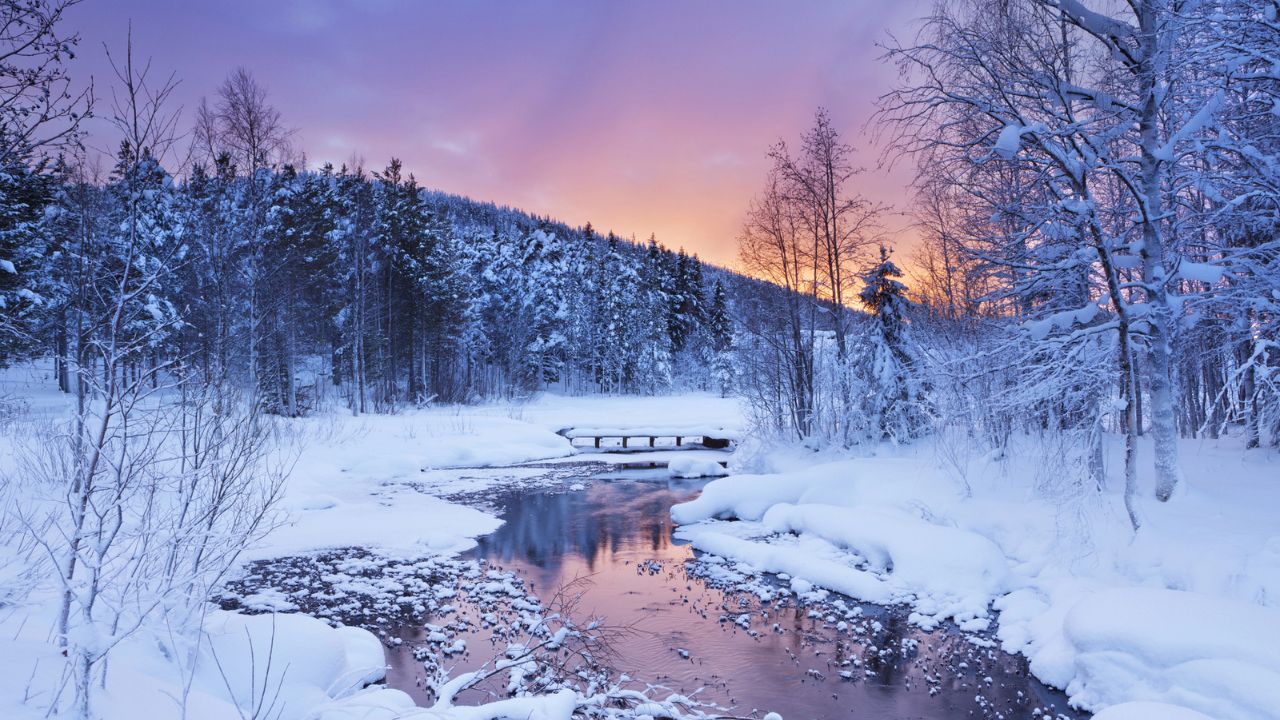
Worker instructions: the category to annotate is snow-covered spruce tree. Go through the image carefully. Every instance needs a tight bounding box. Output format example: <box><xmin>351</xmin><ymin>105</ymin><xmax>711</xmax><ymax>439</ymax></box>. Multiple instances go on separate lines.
<box><xmin>0</xmin><ymin>0</ymin><xmax>90</xmax><ymax>364</ymax></box>
<box><xmin>636</xmin><ymin>236</ymin><xmax>674</xmax><ymax>391</ymax></box>
<box><xmin>0</xmin><ymin>158</ymin><xmax>58</xmax><ymax>362</ymax></box>
<box><xmin>705</xmin><ymin>279</ymin><xmax>736</xmax><ymax>397</ymax></box>
<box><xmin>173</xmin><ymin>156</ymin><xmax>242</xmax><ymax>398</ymax></box>
<box><xmin>521</xmin><ymin>227</ymin><xmax>573</xmax><ymax>390</ymax></box>
<box><xmin>593</xmin><ymin>233</ymin><xmax>637</xmax><ymax>392</ymax></box>
<box><xmin>257</xmin><ymin>165</ymin><xmax>337</xmax><ymax>415</ymax></box>
<box><xmin>330</xmin><ymin>163</ymin><xmax>376</xmax><ymax>413</ymax></box>
<box><xmin>856</xmin><ymin>246</ymin><xmax>929</xmax><ymax>443</ymax></box>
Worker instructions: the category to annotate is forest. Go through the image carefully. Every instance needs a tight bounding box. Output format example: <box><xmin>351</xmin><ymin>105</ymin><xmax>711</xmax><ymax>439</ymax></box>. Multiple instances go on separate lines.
<box><xmin>2</xmin><ymin>93</ymin><xmax>736</xmax><ymax>412</ymax></box>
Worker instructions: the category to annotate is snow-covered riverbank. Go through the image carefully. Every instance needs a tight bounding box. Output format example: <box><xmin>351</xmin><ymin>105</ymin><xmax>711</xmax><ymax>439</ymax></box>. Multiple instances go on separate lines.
<box><xmin>672</xmin><ymin>437</ymin><xmax>1280</xmax><ymax>720</ymax></box>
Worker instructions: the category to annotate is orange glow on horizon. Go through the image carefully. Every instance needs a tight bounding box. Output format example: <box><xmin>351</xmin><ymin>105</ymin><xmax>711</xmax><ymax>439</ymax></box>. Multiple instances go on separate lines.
<box><xmin>67</xmin><ymin>0</ymin><xmax>925</xmax><ymax>274</ymax></box>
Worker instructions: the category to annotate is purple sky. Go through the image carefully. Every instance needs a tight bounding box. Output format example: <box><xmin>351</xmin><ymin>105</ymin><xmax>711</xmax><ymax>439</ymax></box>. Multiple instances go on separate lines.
<box><xmin>68</xmin><ymin>0</ymin><xmax>923</xmax><ymax>267</ymax></box>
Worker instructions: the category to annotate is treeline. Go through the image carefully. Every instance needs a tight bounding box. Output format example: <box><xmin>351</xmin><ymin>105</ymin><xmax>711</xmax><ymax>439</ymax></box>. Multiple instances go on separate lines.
<box><xmin>0</xmin><ymin>54</ymin><xmax>738</xmax><ymax>416</ymax></box>
<box><xmin>2</xmin><ymin>153</ymin><xmax>737</xmax><ymax>412</ymax></box>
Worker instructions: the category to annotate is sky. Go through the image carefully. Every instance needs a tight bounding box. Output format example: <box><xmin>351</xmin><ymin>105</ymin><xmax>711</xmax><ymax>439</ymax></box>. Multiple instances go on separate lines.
<box><xmin>66</xmin><ymin>0</ymin><xmax>924</xmax><ymax>268</ymax></box>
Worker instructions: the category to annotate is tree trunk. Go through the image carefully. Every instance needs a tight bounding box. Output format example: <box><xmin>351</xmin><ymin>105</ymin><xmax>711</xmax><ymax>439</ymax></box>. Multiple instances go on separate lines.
<box><xmin>1137</xmin><ymin>0</ymin><xmax>1181</xmax><ymax>502</ymax></box>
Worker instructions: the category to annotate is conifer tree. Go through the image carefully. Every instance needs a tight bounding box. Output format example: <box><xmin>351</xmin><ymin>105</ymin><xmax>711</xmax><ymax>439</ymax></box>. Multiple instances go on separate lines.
<box><xmin>706</xmin><ymin>279</ymin><xmax>735</xmax><ymax>396</ymax></box>
<box><xmin>857</xmin><ymin>246</ymin><xmax>927</xmax><ymax>443</ymax></box>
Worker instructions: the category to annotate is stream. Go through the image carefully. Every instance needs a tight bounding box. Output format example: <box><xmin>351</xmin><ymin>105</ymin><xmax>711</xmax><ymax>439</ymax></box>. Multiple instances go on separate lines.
<box><xmin>379</xmin><ymin>468</ymin><xmax>1084</xmax><ymax>719</ymax></box>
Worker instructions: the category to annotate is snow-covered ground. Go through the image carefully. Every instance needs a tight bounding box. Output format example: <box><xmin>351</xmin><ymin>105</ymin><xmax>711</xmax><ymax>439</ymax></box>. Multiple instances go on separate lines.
<box><xmin>262</xmin><ymin>391</ymin><xmax>741</xmax><ymax>559</ymax></box>
<box><xmin>672</xmin><ymin>435</ymin><xmax>1280</xmax><ymax>720</ymax></box>
<box><xmin>8</xmin><ymin>357</ymin><xmax>1280</xmax><ymax>719</ymax></box>
<box><xmin>0</xmin><ymin>361</ymin><xmax>748</xmax><ymax>720</ymax></box>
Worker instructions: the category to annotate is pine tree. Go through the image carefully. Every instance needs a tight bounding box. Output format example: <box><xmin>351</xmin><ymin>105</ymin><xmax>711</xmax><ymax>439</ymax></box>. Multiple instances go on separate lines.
<box><xmin>0</xmin><ymin>158</ymin><xmax>57</xmax><ymax>362</ymax></box>
<box><xmin>857</xmin><ymin>246</ymin><xmax>927</xmax><ymax>443</ymax></box>
<box><xmin>258</xmin><ymin>165</ymin><xmax>337</xmax><ymax>415</ymax></box>
<box><xmin>705</xmin><ymin>279</ymin><xmax>735</xmax><ymax>397</ymax></box>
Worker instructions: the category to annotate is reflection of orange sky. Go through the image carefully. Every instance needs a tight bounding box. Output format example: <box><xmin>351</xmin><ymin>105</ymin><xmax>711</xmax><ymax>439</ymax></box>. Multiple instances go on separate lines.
<box><xmin>69</xmin><ymin>0</ymin><xmax>924</xmax><ymax>270</ymax></box>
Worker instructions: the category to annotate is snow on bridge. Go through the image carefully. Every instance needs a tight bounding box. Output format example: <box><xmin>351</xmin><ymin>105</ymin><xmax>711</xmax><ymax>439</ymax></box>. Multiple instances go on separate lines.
<box><xmin>555</xmin><ymin>425</ymin><xmax>742</xmax><ymax>451</ymax></box>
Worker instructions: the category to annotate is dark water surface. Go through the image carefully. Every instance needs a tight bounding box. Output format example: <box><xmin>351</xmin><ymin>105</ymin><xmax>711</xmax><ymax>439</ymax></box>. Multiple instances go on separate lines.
<box><xmin>385</xmin><ymin>471</ymin><xmax>1083</xmax><ymax>719</ymax></box>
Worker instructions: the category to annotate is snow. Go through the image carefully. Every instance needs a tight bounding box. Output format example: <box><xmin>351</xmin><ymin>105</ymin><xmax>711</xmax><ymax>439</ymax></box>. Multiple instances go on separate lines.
<box><xmin>10</xmin><ymin>357</ymin><xmax>1280</xmax><ymax>719</ymax></box>
<box><xmin>560</xmin><ymin>425</ymin><xmax>742</xmax><ymax>438</ymax></box>
<box><xmin>671</xmin><ymin>434</ymin><xmax>1280</xmax><ymax>719</ymax></box>
<box><xmin>1061</xmin><ymin>588</ymin><xmax>1280</xmax><ymax>719</ymax></box>
<box><xmin>0</xmin><ymin>365</ymin><xmax>750</xmax><ymax>720</ymax></box>
<box><xmin>667</xmin><ymin>455</ymin><xmax>729</xmax><ymax>478</ymax></box>
<box><xmin>1176</xmin><ymin>260</ymin><xmax>1226</xmax><ymax>284</ymax></box>
<box><xmin>674</xmin><ymin>467</ymin><xmax>1010</xmax><ymax>626</ymax></box>
<box><xmin>994</xmin><ymin>123</ymin><xmax>1025</xmax><ymax>159</ymax></box>
<box><xmin>1023</xmin><ymin>303</ymin><xmax>1102</xmax><ymax>340</ymax></box>
<box><xmin>201</xmin><ymin>612</ymin><xmax>390</xmax><ymax>716</ymax></box>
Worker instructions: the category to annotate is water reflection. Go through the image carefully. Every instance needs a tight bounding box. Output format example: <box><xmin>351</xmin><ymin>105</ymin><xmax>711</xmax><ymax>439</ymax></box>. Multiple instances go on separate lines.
<box><xmin>472</xmin><ymin>476</ymin><xmax>703</xmax><ymax>572</ymax></box>
<box><xmin>388</xmin><ymin>474</ymin><xmax>1085</xmax><ymax>719</ymax></box>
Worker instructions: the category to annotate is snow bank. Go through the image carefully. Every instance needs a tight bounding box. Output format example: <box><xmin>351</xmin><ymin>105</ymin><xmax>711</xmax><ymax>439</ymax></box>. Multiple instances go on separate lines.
<box><xmin>670</xmin><ymin>459</ymin><xmax>959</xmax><ymax>525</ymax></box>
<box><xmin>304</xmin><ymin>412</ymin><xmax>574</xmax><ymax>477</ymax></box>
<box><xmin>201</xmin><ymin>612</ymin><xmax>391</xmax><ymax>717</ymax></box>
<box><xmin>264</xmin><ymin>490</ymin><xmax>501</xmax><ymax>559</ymax></box>
<box><xmin>1060</xmin><ymin>588</ymin><xmax>1280</xmax><ymax>719</ymax></box>
<box><xmin>675</xmin><ymin>482</ymin><xmax>1009</xmax><ymax>625</ymax></box>
<box><xmin>668</xmin><ymin>455</ymin><xmax>729</xmax><ymax>479</ymax></box>
<box><xmin>260</xmin><ymin>409</ymin><xmax>572</xmax><ymax>558</ymax></box>
<box><xmin>671</xmin><ymin>434</ymin><xmax>1280</xmax><ymax>718</ymax></box>
<box><xmin>307</xmin><ymin>687</ymin><xmax>417</xmax><ymax>720</ymax></box>
<box><xmin>670</xmin><ymin>470</ymin><xmax>819</xmax><ymax>524</ymax></box>
<box><xmin>761</xmin><ymin>504</ymin><xmax>1010</xmax><ymax>624</ymax></box>
<box><xmin>678</xmin><ymin>522</ymin><xmax>893</xmax><ymax>604</ymax></box>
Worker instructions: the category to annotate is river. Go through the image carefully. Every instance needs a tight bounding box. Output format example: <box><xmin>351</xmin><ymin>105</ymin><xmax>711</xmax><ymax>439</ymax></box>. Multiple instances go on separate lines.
<box><xmin>381</xmin><ymin>468</ymin><xmax>1084</xmax><ymax>719</ymax></box>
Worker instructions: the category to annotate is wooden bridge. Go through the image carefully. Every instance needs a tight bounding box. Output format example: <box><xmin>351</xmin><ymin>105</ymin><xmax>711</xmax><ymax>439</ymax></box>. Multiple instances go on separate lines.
<box><xmin>555</xmin><ymin>426</ymin><xmax>740</xmax><ymax>452</ymax></box>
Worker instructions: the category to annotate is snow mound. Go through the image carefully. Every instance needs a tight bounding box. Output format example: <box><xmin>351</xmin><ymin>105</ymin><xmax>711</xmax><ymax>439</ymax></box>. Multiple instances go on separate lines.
<box><xmin>1061</xmin><ymin>588</ymin><xmax>1280</xmax><ymax>720</ymax></box>
<box><xmin>670</xmin><ymin>471</ymin><xmax>815</xmax><ymax>524</ymax></box>
<box><xmin>677</xmin><ymin>502</ymin><xmax>1010</xmax><ymax>625</ymax></box>
<box><xmin>762</xmin><ymin>504</ymin><xmax>1010</xmax><ymax>624</ymax></box>
<box><xmin>668</xmin><ymin>456</ymin><xmax>728</xmax><ymax>479</ymax></box>
<box><xmin>202</xmin><ymin>612</ymin><xmax>390</xmax><ymax>718</ymax></box>
<box><xmin>308</xmin><ymin>687</ymin><xmax>416</xmax><ymax>720</ymax></box>
<box><xmin>670</xmin><ymin>459</ymin><xmax>959</xmax><ymax>526</ymax></box>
